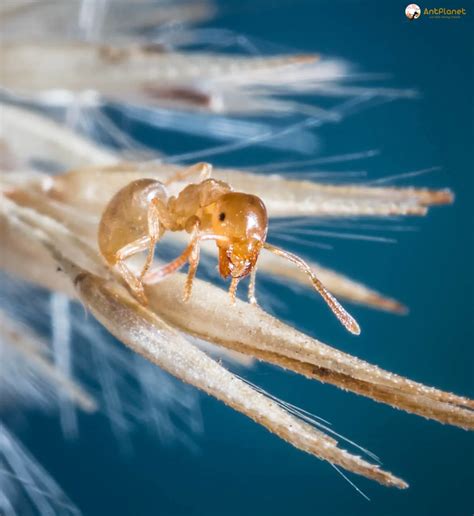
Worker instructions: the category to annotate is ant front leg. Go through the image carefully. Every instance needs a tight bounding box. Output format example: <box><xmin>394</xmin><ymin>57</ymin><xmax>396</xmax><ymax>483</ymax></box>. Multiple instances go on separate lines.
<box><xmin>229</xmin><ymin>277</ymin><xmax>241</xmax><ymax>305</ymax></box>
<box><xmin>184</xmin><ymin>232</ymin><xmax>200</xmax><ymax>301</ymax></box>
<box><xmin>248</xmin><ymin>267</ymin><xmax>258</xmax><ymax>305</ymax></box>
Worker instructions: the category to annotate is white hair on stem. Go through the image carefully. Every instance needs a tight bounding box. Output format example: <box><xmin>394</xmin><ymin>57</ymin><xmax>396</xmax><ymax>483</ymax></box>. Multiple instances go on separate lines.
<box><xmin>0</xmin><ymin>0</ymin><xmax>216</xmax><ymax>43</ymax></box>
<box><xmin>50</xmin><ymin>293</ymin><xmax>78</xmax><ymax>439</ymax></box>
<box><xmin>0</xmin><ymin>295</ymin><xmax>96</xmax><ymax>414</ymax></box>
<box><xmin>0</xmin><ymin>270</ymin><xmax>203</xmax><ymax>451</ymax></box>
<box><xmin>0</xmin><ymin>423</ymin><xmax>81</xmax><ymax>515</ymax></box>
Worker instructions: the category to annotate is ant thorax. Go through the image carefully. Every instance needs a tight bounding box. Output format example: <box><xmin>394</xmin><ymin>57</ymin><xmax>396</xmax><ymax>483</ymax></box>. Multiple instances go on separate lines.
<box><xmin>167</xmin><ymin>178</ymin><xmax>232</xmax><ymax>232</ymax></box>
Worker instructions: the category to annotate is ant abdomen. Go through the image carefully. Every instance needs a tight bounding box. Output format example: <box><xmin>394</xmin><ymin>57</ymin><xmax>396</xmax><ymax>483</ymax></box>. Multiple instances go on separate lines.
<box><xmin>98</xmin><ymin>179</ymin><xmax>167</xmax><ymax>264</ymax></box>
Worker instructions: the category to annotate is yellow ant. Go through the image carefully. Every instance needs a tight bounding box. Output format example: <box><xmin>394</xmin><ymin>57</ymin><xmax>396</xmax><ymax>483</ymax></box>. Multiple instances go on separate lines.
<box><xmin>98</xmin><ymin>162</ymin><xmax>360</xmax><ymax>334</ymax></box>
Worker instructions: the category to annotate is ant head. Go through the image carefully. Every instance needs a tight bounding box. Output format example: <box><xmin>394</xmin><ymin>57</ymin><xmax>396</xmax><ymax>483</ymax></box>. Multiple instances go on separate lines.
<box><xmin>212</xmin><ymin>192</ymin><xmax>268</xmax><ymax>278</ymax></box>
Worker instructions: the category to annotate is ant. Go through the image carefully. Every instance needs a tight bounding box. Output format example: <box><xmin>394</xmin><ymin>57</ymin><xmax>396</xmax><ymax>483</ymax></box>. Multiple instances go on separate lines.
<box><xmin>98</xmin><ymin>162</ymin><xmax>360</xmax><ymax>334</ymax></box>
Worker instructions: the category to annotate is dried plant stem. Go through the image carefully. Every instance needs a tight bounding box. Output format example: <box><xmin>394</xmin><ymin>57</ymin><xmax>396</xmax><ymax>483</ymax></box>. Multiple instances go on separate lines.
<box><xmin>3</xmin><ymin>202</ymin><xmax>407</xmax><ymax>487</ymax></box>
<box><xmin>145</xmin><ymin>276</ymin><xmax>474</xmax><ymax>428</ymax></box>
<box><xmin>1</xmin><ymin>106</ymin><xmax>470</xmax><ymax>489</ymax></box>
<box><xmin>71</xmin><ymin>265</ymin><xmax>408</xmax><ymax>489</ymax></box>
<box><xmin>2</xmin><ymin>195</ymin><xmax>472</xmax><ymax>429</ymax></box>
<box><xmin>48</xmin><ymin>163</ymin><xmax>454</xmax><ymax>218</ymax></box>
<box><xmin>212</xmin><ymin>169</ymin><xmax>454</xmax><ymax>216</ymax></box>
<box><xmin>0</xmin><ymin>43</ymin><xmax>317</xmax><ymax>95</ymax></box>
<box><xmin>0</xmin><ymin>103</ymin><xmax>117</xmax><ymax>169</ymax></box>
<box><xmin>199</xmin><ymin>339</ymin><xmax>472</xmax><ymax>428</ymax></box>
<box><xmin>0</xmin><ymin>43</ymin><xmax>318</xmax><ymax>113</ymax></box>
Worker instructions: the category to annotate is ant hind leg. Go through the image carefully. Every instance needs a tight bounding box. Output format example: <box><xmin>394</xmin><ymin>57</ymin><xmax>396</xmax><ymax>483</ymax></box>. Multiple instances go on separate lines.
<box><xmin>115</xmin><ymin>260</ymin><xmax>148</xmax><ymax>304</ymax></box>
<box><xmin>138</xmin><ymin>200</ymin><xmax>163</xmax><ymax>280</ymax></box>
<box><xmin>164</xmin><ymin>162</ymin><xmax>213</xmax><ymax>186</ymax></box>
<box><xmin>114</xmin><ymin>235</ymin><xmax>150</xmax><ymax>304</ymax></box>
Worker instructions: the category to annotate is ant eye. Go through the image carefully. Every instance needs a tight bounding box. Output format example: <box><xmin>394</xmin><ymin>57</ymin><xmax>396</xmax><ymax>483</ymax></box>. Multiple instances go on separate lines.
<box><xmin>219</xmin><ymin>212</ymin><xmax>226</xmax><ymax>221</ymax></box>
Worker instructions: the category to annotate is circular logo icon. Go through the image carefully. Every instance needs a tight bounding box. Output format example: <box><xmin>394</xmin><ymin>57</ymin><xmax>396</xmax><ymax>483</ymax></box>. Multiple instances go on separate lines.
<box><xmin>405</xmin><ymin>4</ymin><xmax>421</xmax><ymax>19</ymax></box>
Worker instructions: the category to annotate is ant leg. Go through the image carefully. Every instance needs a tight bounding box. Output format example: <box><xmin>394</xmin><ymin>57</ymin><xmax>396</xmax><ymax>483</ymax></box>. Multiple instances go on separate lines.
<box><xmin>143</xmin><ymin>226</ymin><xmax>200</xmax><ymax>284</ymax></box>
<box><xmin>248</xmin><ymin>267</ymin><xmax>258</xmax><ymax>305</ymax></box>
<box><xmin>183</xmin><ymin>240</ymin><xmax>200</xmax><ymax>301</ymax></box>
<box><xmin>114</xmin><ymin>235</ymin><xmax>150</xmax><ymax>303</ymax></box>
<box><xmin>116</xmin><ymin>260</ymin><xmax>147</xmax><ymax>304</ymax></box>
<box><xmin>138</xmin><ymin>201</ymin><xmax>162</xmax><ymax>280</ymax></box>
<box><xmin>229</xmin><ymin>277</ymin><xmax>241</xmax><ymax>305</ymax></box>
<box><xmin>164</xmin><ymin>162</ymin><xmax>212</xmax><ymax>186</ymax></box>
<box><xmin>263</xmin><ymin>242</ymin><xmax>360</xmax><ymax>335</ymax></box>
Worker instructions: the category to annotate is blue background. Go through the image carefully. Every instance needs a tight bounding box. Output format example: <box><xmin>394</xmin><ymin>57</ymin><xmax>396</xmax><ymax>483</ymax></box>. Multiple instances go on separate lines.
<box><xmin>8</xmin><ymin>1</ymin><xmax>473</xmax><ymax>515</ymax></box>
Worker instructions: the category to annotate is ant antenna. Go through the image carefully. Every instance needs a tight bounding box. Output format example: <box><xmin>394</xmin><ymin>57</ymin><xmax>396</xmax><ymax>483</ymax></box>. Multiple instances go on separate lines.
<box><xmin>263</xmin><ymin>243</ymin><xmax>361</xmax><ymax>335</ymax></box>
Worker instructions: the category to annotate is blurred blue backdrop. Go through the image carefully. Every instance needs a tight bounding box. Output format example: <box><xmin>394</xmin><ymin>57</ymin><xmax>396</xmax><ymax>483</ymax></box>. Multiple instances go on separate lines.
<box><xmin>10</xmin><ymin>1</ymin><xmax>473</xmax><ymax>515</ymax></box>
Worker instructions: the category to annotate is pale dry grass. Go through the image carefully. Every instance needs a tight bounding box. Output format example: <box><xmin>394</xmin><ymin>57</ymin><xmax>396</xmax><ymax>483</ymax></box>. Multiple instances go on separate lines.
<box><xmin>0</xmin><ymin>41</ymin><xmax>410</xmax><ymax>117</ymax></box>
<box><xmin>1</xmin><ymin>105</ymin><xmax>472</xmax><ymax>490</ymax></box>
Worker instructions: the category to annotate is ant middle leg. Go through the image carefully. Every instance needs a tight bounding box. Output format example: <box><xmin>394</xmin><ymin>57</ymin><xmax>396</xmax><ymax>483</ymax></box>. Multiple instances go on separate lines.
<box><xmin>229</xmin><ymin>277</ymin><xmax>241</xmax><ymax>305</ymax></box>
<box><xmin>143</xmin><ymin>224</ymin><xmax>201</xmax><ymax>298</ymax></box>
